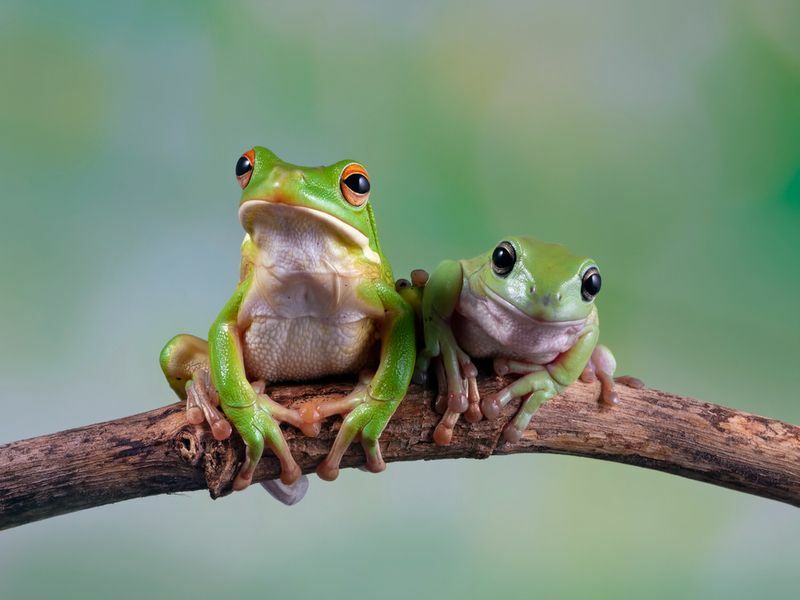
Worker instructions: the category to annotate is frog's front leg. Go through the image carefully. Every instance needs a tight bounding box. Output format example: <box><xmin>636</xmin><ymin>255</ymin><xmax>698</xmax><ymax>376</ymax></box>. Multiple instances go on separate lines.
<box><xmin>483</xmin><ymin>326</ymin><xmax>599</xmax><ymax>443</ymax></box>
<box><xmin>315</xmin><ymin>281</ymin><xmax>415</xmax><ymax>481</ymax></box>
<box><xmin>160</xmin><ymin>334</ymin><xmax>232</xmax><ymax>441</ymax></box>
<box><xmin>416</xmin><ymin>259</ymin><xmax>481</xmax><ymax>445</ymax></box>
<box><xmin>209</xmin><ymin>278</ymin><xmax>301</xmax><ymax>490</ymax></box>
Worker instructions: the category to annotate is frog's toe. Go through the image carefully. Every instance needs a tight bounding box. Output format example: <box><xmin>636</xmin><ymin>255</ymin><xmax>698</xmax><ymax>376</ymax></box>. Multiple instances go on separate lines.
<box><xmin>316</xmin><ymin>458</ymin><xmax>341</xmax><ymax>482</ymax></box>
<box><xmin>460</xmin><ymin>361</ymin><xmax>478</xmax><ymax>379</ymax></box>
<box><xmin>448</xmin><ymin>391</ymin><xmax>469</xmax><ymax>414</ymax></box>
<box><xmin>595</xmin><ymin>370</ymin><xmax>620</xmax><ymax>407</ymax></box>
<box><xmin>361</xmin><ymin>435</ymin><xmax>386</xmax><ymax>473</ymax></box>
<box><xmin>186</xmin><ymin>378</ymin><xmax>232</xmax><ymax>440</ymax></box>
<box><xmin>579</xmin><ymin>361</ymin><xmax>597</xmax><ymax>383</ymax></box>
<box><xmin>211</xmin><ymin>419</ymin><xmax>233</xmax><ymax>441</ymax></box>
<box><xmin>296</xmin><ymin>399</ymin><xmax>325</xmax><ymax>437</ymax></box>
<box><xmin>186</xmin><ymin>402</ymin><xmax>205</xmax><ymax>426</ymax></box>
<box><xmin>464</xmin><ymin>403</ymin><xmax>482</xmax><ymax>424</ymax></box>
<box><xmin>433</xmin><ymin>408</ymin><xmax>459</xmax><ymax>446</ymax></box>
<box><xmin>615</xmin><ymin>375</ymin><xmax>645</xmax><ymax>389</ymax></box>
<box><xmin>493</xmin><ymin>358</ymin><xmax>510</xmax><ymax>376</ymax></box>
<box><xmin>464</xmin><ymin>376</ymin><xmax>482</xmax><ymax>423</ymax></box>
<box><xmin>233</xmin><ymin>457</ymin><xmax>256</xmax><ymax>491</ymax></box>
<box><xmin>481</xmin><ymin>393</ymin><xmax>502</xmax><ymax>420</ymax></box>
<box><xmin>502</xmin><ymin>422</ymin><xmax>523</xmax><ymax>444</ymax></box>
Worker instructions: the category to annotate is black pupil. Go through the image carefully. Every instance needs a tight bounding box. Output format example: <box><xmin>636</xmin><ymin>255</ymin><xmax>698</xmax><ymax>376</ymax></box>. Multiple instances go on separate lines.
<box><xmin>583</xmin><ymin>272</ymin><xmax>601</xmax><ymax>296</ymax></box>
<box><xmin>492</xmin><ymin>244</ymin><xmax>515</xmax><ymax>273</ymax></box>
<box><xmin>344</xmin><ymin>173</ymin><xmax>370</xmax><ymax>195</ymax></box>
<box><xmin>236</xmin><ymin>155</ymin><xmax>252</xmax><ymax>177</ymax></box>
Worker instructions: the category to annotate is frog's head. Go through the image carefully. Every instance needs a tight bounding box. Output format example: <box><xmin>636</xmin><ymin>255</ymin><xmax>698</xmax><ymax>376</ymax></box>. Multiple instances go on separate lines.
<box><xmin>235</xmin><ymin>146</ymin><xmax>381</xmax><ymax>263</ymax></box>
<box><xmin>470</xmin><ymin>236</ymin><xmax>602</xmax><ymax>323</ymax></box>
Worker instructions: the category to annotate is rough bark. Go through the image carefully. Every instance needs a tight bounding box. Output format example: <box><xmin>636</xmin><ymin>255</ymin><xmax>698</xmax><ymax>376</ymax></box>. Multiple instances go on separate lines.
<box><xmin>1</xmin><ymin>376</ymin><xmax>799</xmax><ymax>531</ymax></box>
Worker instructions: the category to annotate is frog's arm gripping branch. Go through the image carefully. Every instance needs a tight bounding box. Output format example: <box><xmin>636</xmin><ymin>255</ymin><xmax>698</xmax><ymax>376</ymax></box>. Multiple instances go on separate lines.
<box><xmin>2</xmin><ymin>376</ymin><xmax>800</xmax><ymax>531</ymax></box>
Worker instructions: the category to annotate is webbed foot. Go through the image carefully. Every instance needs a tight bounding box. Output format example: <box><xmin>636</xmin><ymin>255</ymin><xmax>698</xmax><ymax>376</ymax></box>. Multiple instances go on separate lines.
<box><xmin>580</xmin><ymin>345</ymin><xmax>644</xmax><ymax>406</ymax></box>
<box><xmin>160</xmin><ymin>334</ymin><xmax>233</xmax><ymax>441</ymax></box>
<box><xmin>432</xmin><ymin>358</ymin><xmax>482</xmax><ymax>445</ymax></box>
<box><xmin>186</xmin><ymin>373</ymin><xmax>232</xmax><ymax>441</ymax></box>
<box><xmin>313</xmin><ymin>382</ymin><xmax>395</xmax><ymax>481</ymax></box>
<box><xmin>226</xmin><ymin>391</ymin><xmax>302</xmax><ymax>491</ymax></box>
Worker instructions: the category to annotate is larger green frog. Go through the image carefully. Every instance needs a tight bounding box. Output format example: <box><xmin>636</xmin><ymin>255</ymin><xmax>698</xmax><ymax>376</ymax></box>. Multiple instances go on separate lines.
<box><xmin>160</xmin><ymin>147</ymin><xmax>416</xmax><ymax>491</ymax></box>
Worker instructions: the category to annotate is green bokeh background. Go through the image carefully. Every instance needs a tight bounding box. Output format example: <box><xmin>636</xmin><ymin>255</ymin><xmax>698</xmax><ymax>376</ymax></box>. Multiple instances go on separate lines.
<box><xmin>1</xmin><ymin>1</ymin><xmax>799</xmax><ymax>598</ymax></box>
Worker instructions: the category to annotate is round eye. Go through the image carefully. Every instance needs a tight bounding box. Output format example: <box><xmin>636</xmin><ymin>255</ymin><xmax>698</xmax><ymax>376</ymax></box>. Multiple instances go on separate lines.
<box><xmin>491</xmin><ymin>241</ymin><xmax>516</xmax><ymax>276</ymax></box>
<box><xmin>236</xmin><ymin>149</ymin><xmax>255</xmax><ymax>189</ymax></box>
<box><xmin>340</xmin><ymin>163</ymin><xmax>370</xmax><ymax>206</ymax></box>
<box><xmin>581</xmin><ymin>267</ymin><xmax>602</xmax><ymax>301</ymax></box>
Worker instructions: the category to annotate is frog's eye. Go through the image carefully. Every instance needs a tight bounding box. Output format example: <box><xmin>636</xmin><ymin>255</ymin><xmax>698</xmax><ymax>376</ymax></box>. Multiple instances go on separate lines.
<box><xmin>236</xmin><ymin>149</ymin><xmax>255</xmax><ymax>189</ymax></box>
<box><xmin>581</xmin><ymin>267</ymin><xmax>602</xmax><ymax>301</ymax></box>
<box><xmin>340</xmin><ymin>163</ymin><xmax>370</xmax><ymax>207</ymax></box>
<box><xmin>491</xmin><ymin>241</ymin><xmax>516</xmax><ymax>276</ymax></box>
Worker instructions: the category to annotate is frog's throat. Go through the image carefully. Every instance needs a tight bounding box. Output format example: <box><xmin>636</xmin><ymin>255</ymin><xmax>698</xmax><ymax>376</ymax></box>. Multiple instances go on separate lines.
<box><xmin>473</xmin><ymin>276</ymin><xmax>588</xmax><ymax>330</ymax></box>
<box><xmin>239</xmin><ymin>200</ymin><xmax>381</xmax><ymax>265</ymax></box>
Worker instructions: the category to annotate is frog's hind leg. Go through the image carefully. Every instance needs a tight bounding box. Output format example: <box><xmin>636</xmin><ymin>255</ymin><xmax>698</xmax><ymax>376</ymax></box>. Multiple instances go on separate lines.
<box><xmin>160</xmin><ymin>334</ymin><xmax>232</xmax><ymax>441</ymax></box>
<box><xmin>582</xmin><ymin>345</ymin><xmax>645</xmax><ymax>407</ymax></box>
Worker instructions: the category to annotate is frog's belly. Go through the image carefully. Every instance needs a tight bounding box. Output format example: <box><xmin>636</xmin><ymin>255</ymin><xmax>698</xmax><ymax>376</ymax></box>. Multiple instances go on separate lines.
<box><xmin>242</xmin><ymin>316</ymin><xmax>377</xmax><ymax>382</ymax></box>
<box><xmin>452</xmin><ymin>312</ymin><xmax>579</xmax><ymax>365</ymax></box>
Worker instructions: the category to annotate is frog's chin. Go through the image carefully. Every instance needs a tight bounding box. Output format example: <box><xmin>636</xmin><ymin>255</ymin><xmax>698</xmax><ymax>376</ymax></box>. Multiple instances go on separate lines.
<box><xmin>239</xmin><ymin>199</ymin><xmax>381</xmax><ymax>265</ymax></box>
<box><xmin>480</xmin><ymin>280</ymin><xmax>588</xmax><ymax>330</ymax></box>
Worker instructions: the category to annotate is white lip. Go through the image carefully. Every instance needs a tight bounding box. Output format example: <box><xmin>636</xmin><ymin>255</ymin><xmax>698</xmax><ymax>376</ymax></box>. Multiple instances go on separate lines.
<box><xmin>481</xmin><ymin>280</ymin><xmax>586</xmax><ymax>328</ymax></box>
<box><xmin>239</xmin><ymin>199</ymin><xmax>381</xmax><ymax>265</ymax></box>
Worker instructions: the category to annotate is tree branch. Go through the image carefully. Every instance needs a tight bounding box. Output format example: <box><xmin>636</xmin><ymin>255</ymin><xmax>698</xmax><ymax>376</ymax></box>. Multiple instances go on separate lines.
<box><xmin>1</xmin><ymin>375</ymin><xmax>799</xmax><ymax>531</ymax></box>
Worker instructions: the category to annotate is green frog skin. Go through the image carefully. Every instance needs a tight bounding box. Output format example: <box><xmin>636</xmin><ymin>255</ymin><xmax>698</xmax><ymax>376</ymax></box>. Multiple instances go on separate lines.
<box><xmin>161</xmin><ymin>147</ymin><xmax>416</xmax><ymax>491</ymax></box>
<box><xmin>410</xmin><ymin>237</ymin><xmax>642</xmax><ymax>446</ymax></box>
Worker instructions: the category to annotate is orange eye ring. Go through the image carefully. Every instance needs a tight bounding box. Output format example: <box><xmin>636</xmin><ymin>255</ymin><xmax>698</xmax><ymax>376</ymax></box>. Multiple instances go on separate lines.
<box><xmin>340</xmin><ymin>163</ymin><xmax>370</xmax><ymax>206</ymax></box>
<box><xmin>236</xmin><ymin>149</ymin><xmax>255</xmax><ymax>189</ymax></box>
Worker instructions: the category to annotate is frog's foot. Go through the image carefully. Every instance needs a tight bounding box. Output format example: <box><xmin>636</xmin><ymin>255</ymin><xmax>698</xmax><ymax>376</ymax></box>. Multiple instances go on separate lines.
<box><xmin>580</xmin><ymin>345</ymin><xmax>643</xmax><ymax>407</ymax></box>
<box><xmin>260</xmin><ymin>475</ymin><xmax>310</xmax><ymax>506</ymax></box>
<box><xmin>435</xmin><ymin>342</ymin><xmax>477</xmax><ymax>415</ymax></box>
<box><xmin>159</xmin><ymin>334</ymin><xmax>234</xmax><ymax>441</ymax></box>
<box><xmin>252</xmin><ymin>379</ymin><xmax>314</xmax><ymax>501</ymax></box>
<box><xmin>315</xmin><ymin>386</ymin><xmax>394</xmax><ymax>481</ymax></box>
<box><xmin>481</xmin><ymin>370</ymin><xmax>558</xmax><ymax>443</ymax></box>
<box><xmin>484</xmin><ymin>359</ymin><xmax>546</xmax><ymax>423</ymax></box>
<box><xmin>186</xmin><ymin>373</ymin><xmax>232</xmax><ymax>441</ymax></box>
<box><xmin>433</xmin><ymin>361</ymin><xmax>481</xmax><ymax>446</ymax></box>
<box><xmin>229</xmin><ymin>394</ymin><xmax>302</xmax><ymax>492</ymax></box>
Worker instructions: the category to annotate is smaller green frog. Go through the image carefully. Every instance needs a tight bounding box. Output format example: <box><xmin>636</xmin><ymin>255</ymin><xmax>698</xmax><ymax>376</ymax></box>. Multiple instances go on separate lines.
<box><xmin>408</xmin><ymin>237</ymin><xmax>641</xmax><ymax>445</ymax></box>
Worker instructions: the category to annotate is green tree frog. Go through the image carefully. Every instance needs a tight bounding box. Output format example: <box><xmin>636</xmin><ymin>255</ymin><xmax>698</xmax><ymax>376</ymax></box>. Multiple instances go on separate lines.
<box><xmin>160</xmin><ymin>147</ymin><xmax>416</xmax><ymax>491</ymax></box>
<box><xmin>409</xmin><ymin>237</ymin><xmax>641</xmax><ymax>445</ymax></box>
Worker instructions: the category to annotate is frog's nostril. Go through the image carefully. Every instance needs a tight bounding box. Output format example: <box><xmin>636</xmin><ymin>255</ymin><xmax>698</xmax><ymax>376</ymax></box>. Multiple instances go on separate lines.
<box><xmin>529</xmin><ymin>285</ymin><xmax>535</xmax><ymax>295</ymax></box>
<box><xmin>556</xmin><ymin>292</ymin><xmax>562</xmax><ymax>302</ymax></box>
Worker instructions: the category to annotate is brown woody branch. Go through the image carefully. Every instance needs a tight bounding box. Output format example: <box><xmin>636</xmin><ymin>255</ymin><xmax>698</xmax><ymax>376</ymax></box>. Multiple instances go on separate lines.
<box><xmin>1</xmin><ymin>375</ymin><xmax>799</xmax><ymax>531</ymax></box>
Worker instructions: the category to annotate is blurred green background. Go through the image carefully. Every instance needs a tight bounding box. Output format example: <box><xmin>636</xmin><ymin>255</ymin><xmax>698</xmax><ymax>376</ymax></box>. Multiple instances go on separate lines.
<box><xmin>1</xmin><ymin>1</ymin><xmax>799</xmax><ymax>598</ymax></box>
